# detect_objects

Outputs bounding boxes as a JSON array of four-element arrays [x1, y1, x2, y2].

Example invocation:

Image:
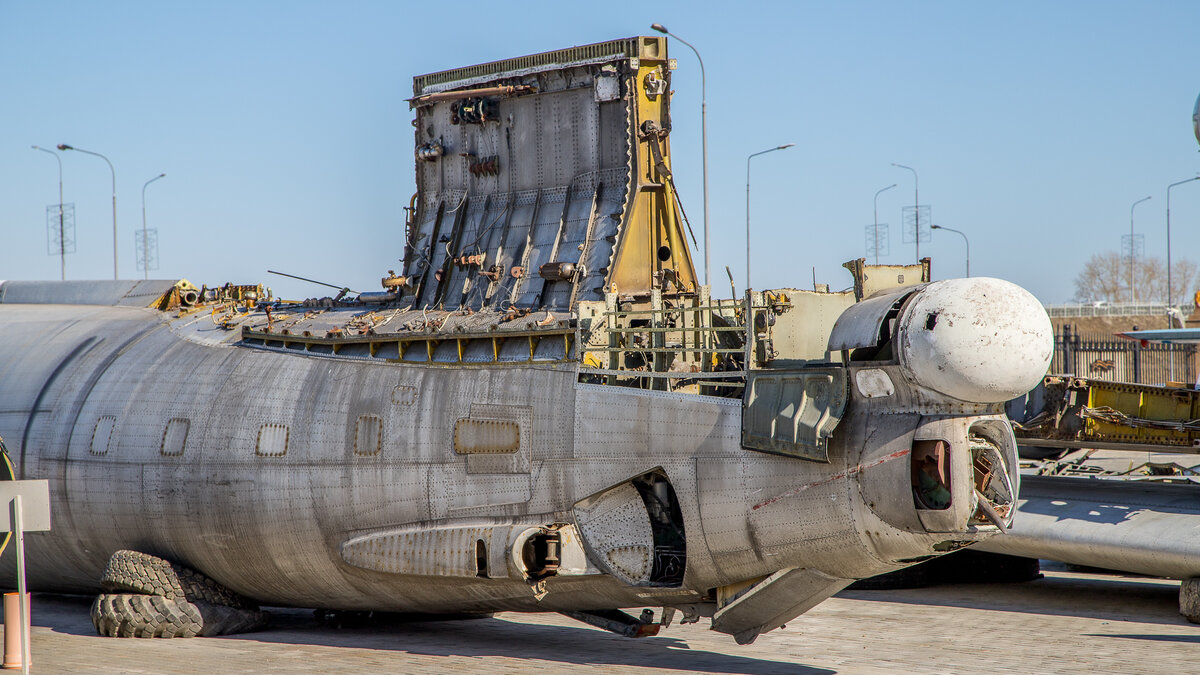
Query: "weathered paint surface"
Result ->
[[896, 277, 1053, 402], [0, 297, 1024, 628]]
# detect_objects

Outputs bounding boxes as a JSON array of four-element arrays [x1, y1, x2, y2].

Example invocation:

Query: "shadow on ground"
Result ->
[[840, 568, 1186, 628], [37, 594, 833, 675], [1087, 633, 1200, 644]]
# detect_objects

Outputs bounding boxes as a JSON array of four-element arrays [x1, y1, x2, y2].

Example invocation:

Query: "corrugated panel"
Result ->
[[413, 190, 465, 308], [0, 280, 179, 306], [514, 188, 567, 307], [405, 46, 635, 312], [439, 195, 489, 308], [341, 525, 508, 578], [541, 189, 598, 310], [491, 190, 540, 305]]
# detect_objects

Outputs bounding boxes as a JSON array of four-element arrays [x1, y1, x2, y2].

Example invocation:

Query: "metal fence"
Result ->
[[1052, 325, 1196, 385], [1044, 302, 1179, 318]]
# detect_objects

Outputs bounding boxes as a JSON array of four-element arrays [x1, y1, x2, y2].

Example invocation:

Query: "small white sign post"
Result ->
[[0, 481, 51, 675]]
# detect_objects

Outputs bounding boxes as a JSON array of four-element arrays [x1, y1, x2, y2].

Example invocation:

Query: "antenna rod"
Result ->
[[267, 269, 358, 295]]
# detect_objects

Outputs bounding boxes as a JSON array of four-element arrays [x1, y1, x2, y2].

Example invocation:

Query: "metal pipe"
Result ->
[[1129, 196, 1151, 303], [892, 163, 919, 262], [356, 291, 399, 304], [31, 146, 65, 280], [931, 224, 969, 278], [141, 173, 166, 280], [411, 85, 534, 105], [652, 24, 709, 287], [1166, 176, 1200, 308], [14, 495, 28, 675], [59, 144, 117, 279], [873, 183, 897, 264]]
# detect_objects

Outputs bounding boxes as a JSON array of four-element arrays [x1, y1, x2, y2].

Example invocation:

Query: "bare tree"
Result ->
[[1073, 252, 1198, 304]]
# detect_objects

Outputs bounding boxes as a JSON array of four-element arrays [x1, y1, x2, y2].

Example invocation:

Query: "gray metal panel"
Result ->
[[741, 367, 847, 462], [711, 567, 849, 645], [695, 457, 748, 557], [767, 288, 857, 365], [827, 287, 917, 351], [0, 280, 179, 306]]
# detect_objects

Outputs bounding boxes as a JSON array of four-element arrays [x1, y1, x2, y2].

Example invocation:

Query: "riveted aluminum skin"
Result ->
[[0, 299, 1017, 618]]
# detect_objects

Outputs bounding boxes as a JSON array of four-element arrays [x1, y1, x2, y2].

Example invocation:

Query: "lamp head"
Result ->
[[778, 143, 795, 150], [651, 23, 668, 34], [931, 225, 943, 230], [1193, 91, 1199, 148], [57, 144, 73, 151]]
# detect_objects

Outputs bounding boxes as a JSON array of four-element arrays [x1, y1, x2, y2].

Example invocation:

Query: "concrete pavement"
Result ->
[[12, 563, 1198, 674]]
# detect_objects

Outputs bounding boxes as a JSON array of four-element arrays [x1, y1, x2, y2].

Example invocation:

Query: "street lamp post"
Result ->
[[651, 23, 709, 286], [31, 145, 65, 280], [746, 143, 794, 367], [1129, 196, 1151, 303], [1166, 176, 1200, 308], [746, 144, 795, 294], [141, 174, 166, 280], [931, 224, 970, 278], [892, 163, 920, 262], [58, 144, 118, 280], [873, 183, 897, 264]]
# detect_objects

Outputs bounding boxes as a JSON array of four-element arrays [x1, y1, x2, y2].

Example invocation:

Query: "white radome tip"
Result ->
[[897, 277, 1053, 403]]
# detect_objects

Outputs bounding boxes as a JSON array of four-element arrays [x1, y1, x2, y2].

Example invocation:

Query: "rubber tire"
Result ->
[[1180, 578, 1200, 624], [91, 593, 269, 638], [100, 550, 255, 609], [91, 594, 201, 638]]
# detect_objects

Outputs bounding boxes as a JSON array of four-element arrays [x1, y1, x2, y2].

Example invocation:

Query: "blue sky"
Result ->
[[3, 1, 1199, 303]]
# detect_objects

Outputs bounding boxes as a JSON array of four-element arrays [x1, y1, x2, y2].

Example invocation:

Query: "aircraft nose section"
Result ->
[[897, 277, 1052, 403]]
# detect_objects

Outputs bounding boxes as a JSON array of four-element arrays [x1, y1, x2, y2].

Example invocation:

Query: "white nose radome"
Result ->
[[897, 277, 1053, 403]]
